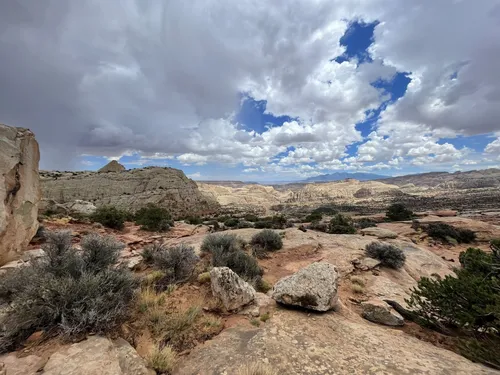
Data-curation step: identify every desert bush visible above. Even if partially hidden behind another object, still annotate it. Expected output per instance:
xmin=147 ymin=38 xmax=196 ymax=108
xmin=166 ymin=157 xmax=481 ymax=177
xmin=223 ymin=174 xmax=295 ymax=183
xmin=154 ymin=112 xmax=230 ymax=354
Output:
xmin=250 ymin=230 xmax=283 ymax=253
xmin=244 ymin=214 xmax=259 ymax=222
xmin=424 ymin=223 xmax=476 ymax=244
xmin=386 ymin=203 xmax=413 ymax=221
xmin=197 ymin=272 xmax=211 ymax=284
xmin=254 ymin=220 xmax=273 ymax=229
xmin=224 ymin=217 xmax=240 ymax=228
xmin=0 ymin=231 xmax=137 ymax=352
xmin=350 ymin=275 xmax=365 ymax=287
xmin=211 ymin=246 xmax=263 ymax=281
xmin=151 ymin=244 xmax=199 ymax=285
xmin=90 ymin=206 xmax=128 ymax=230
xmin=351 ymin=284 xmax=364 ymax=294
xmin=237 ymin=220 xmax=254 ymax=229
xmin=200 ymin=233 xmax=245 ymax=254
xmin=135 ymin=204 xmax=173 ymax=232
xmin=308 ymin=221 xmax=328 ymax=232
xmin=312 ymin=206 xmax=338 ymax=215
xmin=147 ymin=345 xmax=178 ymax=374
xmin=365 ymin=242 xmax=406 ymax=269
xmin=329 ymin=214 xmax=356 ymax=234
xmin=305 ymin=212 xmax=323 ymax=222
xmin=185 ymin=216 xmax=203 ymax=225
xmin=491 ymin=238 xmax=500 ymax=251
xmin=355 ymin=218 xmax=377 ymax=229
xmin=142 ymin=243 xmax=165 ymax=264
xmin=407 ymin=247 xmax=500 ymax=368
xmin=256 ymin=278 xmax=272 ymax=293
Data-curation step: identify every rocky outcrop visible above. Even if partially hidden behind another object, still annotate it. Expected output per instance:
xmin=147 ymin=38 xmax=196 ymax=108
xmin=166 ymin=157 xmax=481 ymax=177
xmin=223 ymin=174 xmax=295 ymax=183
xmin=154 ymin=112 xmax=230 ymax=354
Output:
xmin=272 ymin=262 xmax=339 ymax=311
xmin=98 ymin=160 xmax=126 ymax=173
xmin=0 ymin=336 xmax=153 ymax=375
xmin=39 ymin=199 xmax=96 ymax=216
xmin=361 ymin=227 xmax=398 ymax=239
xmin=361 ymin=299 xmax=404 ymax=326
xmin=41 ymin=167 xmax=219 ymax=218
xmin=210 ymin=267 xmax=256 ymax=311
xmin=0 ymin=124 xmax=40 ymax=266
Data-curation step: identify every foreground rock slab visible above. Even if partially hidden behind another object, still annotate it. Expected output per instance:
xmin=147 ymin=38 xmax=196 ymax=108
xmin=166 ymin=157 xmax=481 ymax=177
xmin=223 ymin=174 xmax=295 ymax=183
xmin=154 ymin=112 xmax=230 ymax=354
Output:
xmin=0 ymin=124 xmax=40 ymax=265
xmin=272 ymin=262 xmax=339 ymax=311
xmin=210 ymin=267 xmax=256 ymax=311
xmin=43 ymin=336 xmax=153 ymax=375
xmin=176 ymin=309 xmax=498 ymax=375
xmin=361 ymin=299 xmax=404 ymax=326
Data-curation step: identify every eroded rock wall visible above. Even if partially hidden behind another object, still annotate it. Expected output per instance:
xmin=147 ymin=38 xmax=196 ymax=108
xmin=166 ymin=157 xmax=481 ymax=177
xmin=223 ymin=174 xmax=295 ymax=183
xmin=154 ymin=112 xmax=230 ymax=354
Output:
xmin=0 ymin=124 xmax=40 ymax=265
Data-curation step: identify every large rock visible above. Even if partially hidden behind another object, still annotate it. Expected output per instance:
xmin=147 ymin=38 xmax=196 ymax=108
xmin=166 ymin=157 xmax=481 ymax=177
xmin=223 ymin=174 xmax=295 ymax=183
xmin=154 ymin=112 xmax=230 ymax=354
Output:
xmin=361 ymin=227 xmax=398 ymax=239
xmin=42 ymin=336 xmax=152 ymax=375
xmin=272 ymin=262 xmax=339 ymax=311
xmin=361 ymin=299 xmax=404 ymax=326
xmin=41 ymin=167 xmax=218 ymax=218
xmin=0 ymin=124 xmax=40 ymax=266
xmin=64 ymin=200 xmax=97 ymax=216
xmin=210 ymin=267 xmax=256 ymax=311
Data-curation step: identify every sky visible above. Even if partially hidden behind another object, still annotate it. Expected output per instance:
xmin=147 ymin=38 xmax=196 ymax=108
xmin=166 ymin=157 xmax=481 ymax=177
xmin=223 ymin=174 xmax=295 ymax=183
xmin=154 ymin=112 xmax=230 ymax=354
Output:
xmin=1 ymin=1 xmax=499 ymax=182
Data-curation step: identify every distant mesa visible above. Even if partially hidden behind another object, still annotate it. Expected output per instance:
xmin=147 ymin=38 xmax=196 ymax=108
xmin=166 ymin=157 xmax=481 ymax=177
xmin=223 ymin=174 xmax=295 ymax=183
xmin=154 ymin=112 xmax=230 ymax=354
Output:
xmin=98 ymin=160 xmax=125 ymax=173
xmin=302 ymin=172 xmax=390 ymax=182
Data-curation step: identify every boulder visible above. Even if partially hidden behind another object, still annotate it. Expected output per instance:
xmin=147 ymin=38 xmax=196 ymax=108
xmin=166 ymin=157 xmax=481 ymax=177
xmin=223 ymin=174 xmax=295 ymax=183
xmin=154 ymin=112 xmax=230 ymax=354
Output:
xmin=361 ymin=299 xmax=404 ymax=326
xmin=210 ymin=267 xmax=256 ymax=311
xmin=42 ymin=336 xmax=153 ymax=375
xmin=0 ymin=124 xmax=41 ymax=266
xmin=272 ymin=262 xmax=339 ymax=312
xmin=64 ymin=200 xmax=97 ymax=216
xmin=39 ymin=199 xmax=68 ymax=215
xmin=361 ymin=227 xmax=398 ymax=239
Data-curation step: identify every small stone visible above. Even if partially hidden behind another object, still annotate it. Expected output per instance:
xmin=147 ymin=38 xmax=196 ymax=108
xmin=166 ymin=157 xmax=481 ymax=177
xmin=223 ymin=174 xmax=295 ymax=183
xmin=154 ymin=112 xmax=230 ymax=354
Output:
xmin=360 ymin=227 xmax=398 ymax=239
xmin=361 ymin=299 xmax=404 ymax=326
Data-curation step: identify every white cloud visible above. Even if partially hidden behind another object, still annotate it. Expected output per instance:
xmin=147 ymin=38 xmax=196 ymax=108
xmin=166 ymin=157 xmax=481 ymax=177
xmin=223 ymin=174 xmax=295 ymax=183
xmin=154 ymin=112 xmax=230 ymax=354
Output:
xmin=187 ymin=172 xmax=202 ymax=179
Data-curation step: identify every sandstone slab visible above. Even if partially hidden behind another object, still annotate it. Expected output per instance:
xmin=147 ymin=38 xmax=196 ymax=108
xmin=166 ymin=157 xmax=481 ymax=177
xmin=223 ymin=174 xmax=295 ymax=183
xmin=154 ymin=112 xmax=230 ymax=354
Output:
xmin=272 ymin=262 xmax=339 ymax=311
xmin=210 ymin=267 xmax=256 ymax=311
xmin=361 ymin=299 xmax=404 ymax=326
xmin=361 ymin=227 xmax=398 ymax=239
xmin=0 ymin=124 xmax=40 ymax=265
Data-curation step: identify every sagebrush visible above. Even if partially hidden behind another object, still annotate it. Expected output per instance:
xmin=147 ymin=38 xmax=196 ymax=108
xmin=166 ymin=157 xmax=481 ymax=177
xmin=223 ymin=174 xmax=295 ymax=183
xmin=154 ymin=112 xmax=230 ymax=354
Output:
xmin=151 ymin=244 xmax=199 ymax=286
xmin=90 ymin=206 xmax=128 ymax=230
xmin=0 ymin=231 xmax=137 ymax=352
xmin=250 ymin=229 xmax=283 ymax=257
xmin=329 ymin=214 xmax=356 ymax=234
xmin=365 ymin=242 xmax=406 ymax=269
xmin=386 ymin=203 xmax=413 ymax=221
xmin=135 ymin=204 xmax=173 ymax=232
xmin=424 ymin=223 xmax=476 ymax=244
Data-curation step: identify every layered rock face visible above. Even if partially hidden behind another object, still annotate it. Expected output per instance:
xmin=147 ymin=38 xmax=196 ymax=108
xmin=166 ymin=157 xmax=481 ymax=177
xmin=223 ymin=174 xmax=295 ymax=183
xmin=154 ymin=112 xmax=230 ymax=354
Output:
xmin=0 ymin=124 xmax=40 ymax=265
xmin=41 ymin=167 xmax=218 ymax=218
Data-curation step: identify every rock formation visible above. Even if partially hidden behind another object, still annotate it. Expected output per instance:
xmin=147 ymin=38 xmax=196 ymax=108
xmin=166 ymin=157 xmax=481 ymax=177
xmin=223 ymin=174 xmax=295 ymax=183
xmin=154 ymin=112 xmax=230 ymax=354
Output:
xmin=98 ymin=160 xmax=126 ymax=173
xmin=41 ymin=167 xmax=219 ymax=218
xmin=210 ymin=267 xmax=256 ymax=311
xmin=0 ymin=124 xmax=40 ymax=265
xmin=272 ymin=262 xmax=339 ymax=311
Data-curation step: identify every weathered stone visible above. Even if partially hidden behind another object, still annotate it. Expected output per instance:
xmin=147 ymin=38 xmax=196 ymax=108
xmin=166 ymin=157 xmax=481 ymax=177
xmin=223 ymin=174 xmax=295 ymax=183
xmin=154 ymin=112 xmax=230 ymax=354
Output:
xmin=428 ymin=210 xmax=458 ymax=217
xmin=210 ymin=267 xmax=256 ymax=311
xmin=41 ymin=167 xmax=218 ymax=218
xmin=352 ymin=257 xmax=381 ymax=271
xmin=361 ymin=227 xmax=398 ymax=239
xmin=0 ymin=124 xmax=41 ymax=266
xmin=240 ymin=292 xmax=274 ymax=317
xmin=98 ymin=160 xmax=126 ymax=173
xmin=0 ymin=353 xmax=43 ymax=375
xmin=39 ymin=199 xmax=68 ymax=215
xmin=272 ymin=262 xmax=339 ymax=312
xmin=20 ymin=248 xmax=45 ymax=261
xmin=361 ymin=299 xmax=404 ymax=326
xmin=42 ymin=336 xmax=152 ymax=375
xmin=64 ymin=200 xmax=97 ymax=216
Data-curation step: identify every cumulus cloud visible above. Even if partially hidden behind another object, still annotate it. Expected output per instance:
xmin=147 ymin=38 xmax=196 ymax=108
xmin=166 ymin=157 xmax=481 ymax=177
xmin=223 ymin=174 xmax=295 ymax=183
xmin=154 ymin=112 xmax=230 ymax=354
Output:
xmin=0 ymin=0 xmax=498 ymax=175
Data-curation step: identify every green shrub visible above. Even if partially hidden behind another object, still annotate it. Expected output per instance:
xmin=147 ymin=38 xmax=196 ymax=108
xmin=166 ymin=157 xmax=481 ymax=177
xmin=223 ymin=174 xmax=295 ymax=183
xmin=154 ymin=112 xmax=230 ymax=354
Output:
xmin=200 ymin=233 xmax=245 ymax=254
xmin=491 ymin=238 xmax=500 ymax=250
xmin=254 ymin=221 xmax=273 ymax=229
xmin=312 ymin=206 xmax=338 ymax=215
xmin=0 ymin=231 xmax=137 ymax=352
xmin=142 ymin=243 xmax=165 ymax=264
xmin=329 ymin=214 xmax=356 ymax=234
xmin=135 ymin=204 xmax=173 ymax=232
xmin=305 ymin=212 xmax=323 ymax=222
xmin=308 ymin=221 xmax=328 ymax=232
xmin=186 ymin=216 xmax=203 ymax=225
xmin=355 ymin=218 xmax=377 ymax=229
xmin=424 ymin=223 xmax=476 ymax=244
xmin=244 ymin=214 xmax=259 ymax=222
xmin=224 ymin=218 xmax=239 ymax=228
xmin=147 ymin=345 xmax=177 ymax=374
xmin=250 ymin=230 xmax=283 ymax=252
xmin=365 ymin=242 xmax=406 ymax=269
xmin=386 ymin=203 xmax=413 ymax=221
xmin=151 ymin=244 xmax=199 ymax=285
xmin=211 ymin=246 xmax=262 ymax=281
xmin=90 ymin=206 xmax=128 ymax=230
xmin=407 ymin=247 xmax=500 ymax=368
xmin=237 ymin=221 xmax=254 ymax=229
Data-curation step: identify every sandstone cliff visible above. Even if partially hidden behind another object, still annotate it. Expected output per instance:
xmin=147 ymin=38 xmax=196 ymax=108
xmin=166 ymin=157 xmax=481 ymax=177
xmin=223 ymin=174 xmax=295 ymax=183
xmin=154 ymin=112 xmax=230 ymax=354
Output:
xmin=98 ymin=160 xmax=125 ymax=173
xmin=41 ymin=167 xmax=219 ymax=218
xmin=0 ymin=124 xmax=40 ymax=265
